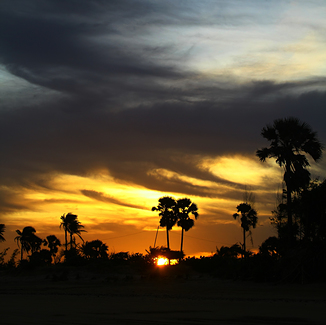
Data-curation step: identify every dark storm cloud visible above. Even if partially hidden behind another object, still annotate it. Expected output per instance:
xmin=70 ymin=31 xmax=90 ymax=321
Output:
xmin=0 ymin=0 xmax=189 ymax=105
xmin=0 ymin=0 xmax=325 ymax=214
xmin=0 ymin=0 xmax=289 ymax=104
xmin=1 ymin=89 xmax=325 ymax=197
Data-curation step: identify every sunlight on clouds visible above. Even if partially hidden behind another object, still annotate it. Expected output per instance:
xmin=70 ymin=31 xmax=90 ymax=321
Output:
xmin=282 ymin=33 xmax=326 ymax=78
xmin=148 ymin=168 xmax=219 ymax=189
xmin=201 ymin=156 xmax=279 ymax=186
xmin=6 ymin=172 xmax=160 ymax=229
xmin=4 ymin=159 xmax=280 ymax=233
xmin=148 ymin=167 xmax=240 ymax=201
xmin=227 ymin=33 xmax=326 ymax=83
xmin=2 ymin=167 xmax=278 ymax=257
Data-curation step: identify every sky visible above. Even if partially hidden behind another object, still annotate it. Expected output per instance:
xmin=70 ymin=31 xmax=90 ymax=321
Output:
xmin=1 ymin=0 xmax=326 ymax=258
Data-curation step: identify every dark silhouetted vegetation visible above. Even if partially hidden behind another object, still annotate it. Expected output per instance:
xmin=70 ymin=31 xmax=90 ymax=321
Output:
xmin=233 ymin=203 xmax=258 ymax=256
xmin=175 ymin=198 xmax=199 ymax=253
xmin=60 ymin=213 xmax=86 ymax=252
xmin=257 ymin=117 xmax=323 ymax=245
xmin=15 ymin=226 xmax=43 ymax=261
xmin=80 ymin=240 xmax=108 ymax=260
xmin=0 ymin=224 xmax=5 ymax=242
xmin=152 ymin=196 xmax=198 ymax=257
xmin=152 ymin=196 xmax=178 ymax=250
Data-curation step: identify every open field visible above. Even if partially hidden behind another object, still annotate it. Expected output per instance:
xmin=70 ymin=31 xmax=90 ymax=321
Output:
xmin=1 ymin=267 xmax=326 ymax=325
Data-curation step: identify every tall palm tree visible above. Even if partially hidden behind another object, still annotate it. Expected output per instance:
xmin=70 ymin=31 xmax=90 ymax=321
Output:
xmin=60 ymin=213 xmax=86 ymax=251
xmin=233 ymin=203 xmax=258 ymax=256
xmin=152 ymin=197 xmax=178 ymax=250
xmin=175 ymin=198 xmax=199 ymax=253
xmin=68 ymin=217 xmax=86 ymax=249
xmin=60 ymin=213 xmax=70 ymax=252
xmin=15 ymin=226 xmax=42 ymax=260
xmin=0 ymin=224 xmax=5 ymax=242
xmin=256 ymin=117 xmax=323 ymax=243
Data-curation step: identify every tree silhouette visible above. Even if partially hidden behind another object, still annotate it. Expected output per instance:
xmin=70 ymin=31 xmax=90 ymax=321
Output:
xmin=216 ymin=244 xmax=242 ymax=259
xmin=233 ymin=203 xmax=257 ymax=256
xmin=60 ymin=213 xmax=70 ymax=252
xmin=259 ymin=236 xmax=281 ymax=258
xmin=80 ymin=240 xmax=108 ymax=260
xmin=152 ymin=197 xmax=178 ymax=250
xmin=296 ymin=179 xmax=326 ymax=243
xmin=273 ymin=179 xmax=326 ymax=243
xmin=60 ymin=213 xmax=86 ymax=251
xmin=256 ymin=117 xmax=323 ymax=244
xmin=68 ymin=216 xmax=86 ymax=249
xmin=45 ymin=235 xmax=61 ymax=262
xmin=175 ymin=198 xmax=199 ymax=254
xmin=15 ymin=226 xmax=42 ymax=260
xmin=0 ymin=224 xmax=5 ymax=242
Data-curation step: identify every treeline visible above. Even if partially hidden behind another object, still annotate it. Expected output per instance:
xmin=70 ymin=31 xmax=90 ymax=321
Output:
xmin=0 ymin=215 xmax=152 ymax=270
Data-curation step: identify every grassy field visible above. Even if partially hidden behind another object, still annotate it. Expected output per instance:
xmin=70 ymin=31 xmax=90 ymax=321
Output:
xmin=1 ymin=266 xmax=326 ymax=324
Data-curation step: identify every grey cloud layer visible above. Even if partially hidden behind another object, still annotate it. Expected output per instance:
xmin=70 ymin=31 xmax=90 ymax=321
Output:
xmin=0 ymin=0 xmax=325 ymax=214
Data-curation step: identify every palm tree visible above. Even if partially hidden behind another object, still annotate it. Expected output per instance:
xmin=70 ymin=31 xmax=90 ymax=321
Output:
xmin=152 ymin=197 xmax=178 ymax=250
xmin=0 ymin=224 xmax=5 ymax=242
xmin=60 ymin=213 xmax=70 ymax=252
xmin=175 ymin=198 xmax=199 ymax=254
xmin=233 ymin=203 xmax=257 ymax=256
xmin=60 ymin=213 xmax=86 ymax=251
xmin=256 ymin=117 xmax=323 ymax=243
xmin=15 ymin=226 xmax=42 ymax=260
xmin=68 ymin=217 xmax=86 ymax=249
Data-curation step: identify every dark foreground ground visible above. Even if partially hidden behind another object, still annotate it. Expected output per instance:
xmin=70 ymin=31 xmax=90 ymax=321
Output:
xmin=1 ymin=266 xmax=326 ymax=325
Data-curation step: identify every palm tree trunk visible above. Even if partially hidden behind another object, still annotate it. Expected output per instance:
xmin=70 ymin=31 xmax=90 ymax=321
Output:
xmin=287 ymin=183 xmax=293 ymax=240
xmin=180 ymin=228 xmax=184 ymax=253
xmin=166 ymin=226 xmax=170 ymax=249
xmin=70 ymin=232 xmax=73 ymax=250
xmin=243 ymin=227 xmax=246 ymax=258
xmin=64 ymin=229 xmax=68 ymax=252
xmin=286 ymin=162 xmax=293 ymax=245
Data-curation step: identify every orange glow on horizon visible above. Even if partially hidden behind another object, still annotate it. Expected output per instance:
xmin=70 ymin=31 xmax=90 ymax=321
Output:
xmin=0 ymin=154 xmax=280 ymax=258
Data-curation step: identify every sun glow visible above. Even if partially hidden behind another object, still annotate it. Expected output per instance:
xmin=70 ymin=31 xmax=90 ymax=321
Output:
xmin=156 ymin=257 xmax=169 ymax=266
xmin=155 ymin=256 xmax=178 ymax=266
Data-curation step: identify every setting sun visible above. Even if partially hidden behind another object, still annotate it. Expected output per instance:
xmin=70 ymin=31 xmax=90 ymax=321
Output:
xmin=156 ymin=257 xmax=169 ymax=266
xmin=155 ymin=257 xmax=178 ymax=266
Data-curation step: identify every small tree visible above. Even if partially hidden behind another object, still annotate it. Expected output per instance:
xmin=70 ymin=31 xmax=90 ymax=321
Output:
xmin=45 ymin=235 xmax=61 ymax=262
xmin=80 ymin=240 xmax=108 ymax=260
